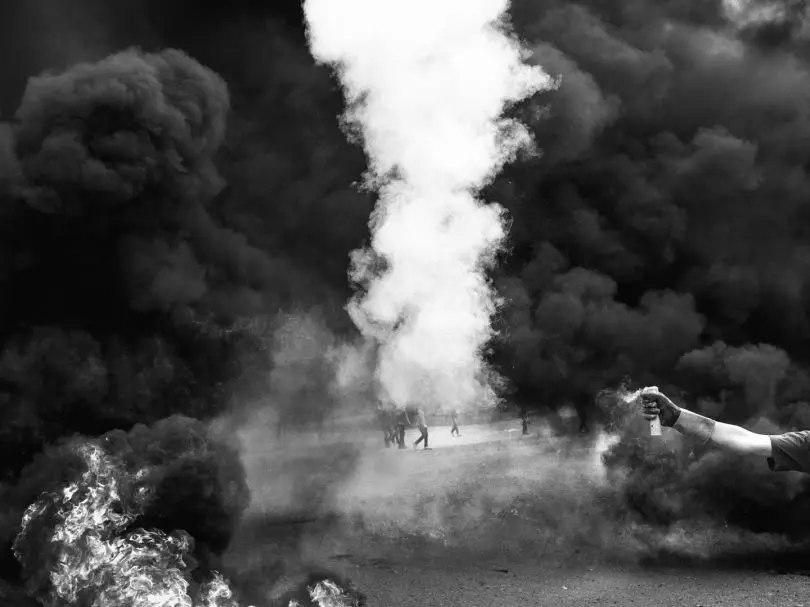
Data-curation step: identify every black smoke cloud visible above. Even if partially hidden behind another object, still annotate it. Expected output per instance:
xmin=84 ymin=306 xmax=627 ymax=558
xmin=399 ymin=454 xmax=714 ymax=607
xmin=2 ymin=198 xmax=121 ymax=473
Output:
xmin=488 ymin=0 xmax=810 ymax=555
xmin=0 ymin=5 xmax=375 ymax=599
xmin=0 ymin=47 xmax=257 ymax=481
xmin=494 ymin=0 xmax=810 ymax=410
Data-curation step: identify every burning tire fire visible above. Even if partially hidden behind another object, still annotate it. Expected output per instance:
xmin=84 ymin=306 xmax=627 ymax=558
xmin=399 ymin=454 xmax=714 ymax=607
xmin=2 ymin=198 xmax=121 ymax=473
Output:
xmin=11 ymin=440 xmax=364 ymax=607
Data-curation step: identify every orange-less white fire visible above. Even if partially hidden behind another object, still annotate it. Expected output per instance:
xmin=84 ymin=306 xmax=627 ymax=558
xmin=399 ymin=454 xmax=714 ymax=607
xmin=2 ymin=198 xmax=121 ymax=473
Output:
xmin=290 ymin=579 xmax=355 ymax=607
xmin=12 ymin=442 xmax=356 ymax=607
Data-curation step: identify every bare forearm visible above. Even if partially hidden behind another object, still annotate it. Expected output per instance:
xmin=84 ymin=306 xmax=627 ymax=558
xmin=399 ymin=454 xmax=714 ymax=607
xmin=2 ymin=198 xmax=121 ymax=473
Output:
xmin=673 ymin=409 xmax=772 ymax=457
xmin=709 ymin=422 xmax=772 ymax=456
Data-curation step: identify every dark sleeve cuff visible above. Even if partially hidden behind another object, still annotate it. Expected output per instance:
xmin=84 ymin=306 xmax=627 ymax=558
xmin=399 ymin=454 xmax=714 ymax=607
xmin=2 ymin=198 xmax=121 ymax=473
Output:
xmin=768 ymin=432 xmax=810 ymax=473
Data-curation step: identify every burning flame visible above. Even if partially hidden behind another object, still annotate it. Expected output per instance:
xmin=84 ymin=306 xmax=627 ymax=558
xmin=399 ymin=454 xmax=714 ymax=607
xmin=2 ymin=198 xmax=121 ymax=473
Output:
xmin=12 ymin=442 xmax=358 ymax=607
xmin=290 ymin=580 xmax=355 ymax=607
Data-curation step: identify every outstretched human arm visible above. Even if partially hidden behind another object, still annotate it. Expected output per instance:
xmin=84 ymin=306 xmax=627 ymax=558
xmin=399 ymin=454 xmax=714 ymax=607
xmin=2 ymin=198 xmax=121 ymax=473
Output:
xmin=688 ymin=414 xmax=772 ymax=456
xmin=641 ymin=390 xmax=771 ymax=457
xmin=642 ymin=389 xmax=810 ymax=473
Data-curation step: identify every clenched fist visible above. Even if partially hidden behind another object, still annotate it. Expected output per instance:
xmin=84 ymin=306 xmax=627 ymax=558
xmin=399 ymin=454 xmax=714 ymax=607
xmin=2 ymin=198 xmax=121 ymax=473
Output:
xmin=641 ymin=389 xmax=681 ymax=428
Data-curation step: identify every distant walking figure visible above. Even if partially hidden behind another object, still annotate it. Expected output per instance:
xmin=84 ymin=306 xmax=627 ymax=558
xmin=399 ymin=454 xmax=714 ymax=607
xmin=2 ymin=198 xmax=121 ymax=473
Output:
xmin=413 ymin=408 xmax=429 ymax=449
xmin=379 ymin=410 xmax=397 ymax=448
xmin=396 ymin=409 xmax=409 ymax=449
xmin=450 ymin=408 xmax=460 ymax=436
xmin=521 ymin=405 xmax=530 ymax=435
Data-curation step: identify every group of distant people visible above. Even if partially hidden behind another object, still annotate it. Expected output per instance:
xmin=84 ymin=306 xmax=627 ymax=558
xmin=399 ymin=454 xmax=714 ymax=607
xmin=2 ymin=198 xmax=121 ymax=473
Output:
xmin=381 ymin=407 xmax=461 ymax=450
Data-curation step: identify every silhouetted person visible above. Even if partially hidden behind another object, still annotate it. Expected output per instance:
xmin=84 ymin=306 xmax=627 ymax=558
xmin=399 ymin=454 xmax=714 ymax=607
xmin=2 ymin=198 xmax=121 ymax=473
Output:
xmin=579 ymin=417 xmax=589 ymax=434
xmin=396 ymin=409 xmax=409 ymax=449
xmin=413 ymin=408 xmax=429 ymax=449
xmin=521 ymin=405 xmax=530 ymax=435
xmin=450 ymin=408 xmax=460 ymax=436
xmin=576 ymin=396 xmax=589 ymax=434
xmin=380 ymin=411 xmax=396 ymax=448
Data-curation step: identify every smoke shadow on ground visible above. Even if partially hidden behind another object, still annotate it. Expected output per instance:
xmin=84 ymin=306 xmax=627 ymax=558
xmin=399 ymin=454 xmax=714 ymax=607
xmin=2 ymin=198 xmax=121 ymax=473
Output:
xmin=639 ymin=543 xmax=810 ymax=574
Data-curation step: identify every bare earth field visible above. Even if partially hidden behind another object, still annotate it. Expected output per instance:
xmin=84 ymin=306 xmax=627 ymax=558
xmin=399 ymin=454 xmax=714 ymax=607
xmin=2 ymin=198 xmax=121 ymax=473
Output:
xmin=335 ymin=558 xmax=809 ymax=607
xmin=227 ymin=419 xmax=810 ymax=606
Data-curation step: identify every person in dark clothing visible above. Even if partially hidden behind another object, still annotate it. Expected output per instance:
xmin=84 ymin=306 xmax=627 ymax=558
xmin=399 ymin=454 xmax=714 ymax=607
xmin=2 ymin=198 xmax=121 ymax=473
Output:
xmin=641 ymin=388 xmax=810 ymax=474
xmin=577 ymin=398 xmax=589 ymax=434
xmin=520 ymin=405 xmax=530 ymax=435
xmin=450 ymin=408 xmax=460 ymax=436
xmin=395 ymin=409 xmax=409 ymax=449
xmin=379 ymin=410 xmax=397 ymax=448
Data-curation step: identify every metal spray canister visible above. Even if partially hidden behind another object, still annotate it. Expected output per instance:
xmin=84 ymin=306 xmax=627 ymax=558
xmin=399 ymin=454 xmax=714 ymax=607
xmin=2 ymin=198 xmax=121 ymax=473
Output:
xmin=640 ymin=386 xmax=661 ymax=436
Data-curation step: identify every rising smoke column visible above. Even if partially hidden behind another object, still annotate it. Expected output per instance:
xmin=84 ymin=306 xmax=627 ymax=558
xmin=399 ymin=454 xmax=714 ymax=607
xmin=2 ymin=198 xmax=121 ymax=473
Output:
xmin=303 ymin=0 xmax=553 ymax=412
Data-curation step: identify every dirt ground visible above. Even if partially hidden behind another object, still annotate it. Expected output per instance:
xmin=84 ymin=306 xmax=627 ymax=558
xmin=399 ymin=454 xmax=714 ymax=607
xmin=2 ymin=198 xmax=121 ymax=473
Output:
xmin=228 ymin=419 xmax=810 ymax=606
xmin=332 ymin=558 xmax=809 ymax=607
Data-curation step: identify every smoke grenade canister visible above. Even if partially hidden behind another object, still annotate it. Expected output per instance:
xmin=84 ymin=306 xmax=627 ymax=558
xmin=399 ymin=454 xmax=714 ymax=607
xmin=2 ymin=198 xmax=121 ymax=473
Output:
xmin=648 ymin=413 xmax=662 ymax=436
xmin=640 ymin=386 xmax=661 ymax=436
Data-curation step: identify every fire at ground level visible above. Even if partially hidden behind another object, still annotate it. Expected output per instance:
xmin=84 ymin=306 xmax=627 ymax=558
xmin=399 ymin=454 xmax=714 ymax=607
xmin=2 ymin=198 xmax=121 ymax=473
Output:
xmin=225 ymin=418 xmax=810 ymax=606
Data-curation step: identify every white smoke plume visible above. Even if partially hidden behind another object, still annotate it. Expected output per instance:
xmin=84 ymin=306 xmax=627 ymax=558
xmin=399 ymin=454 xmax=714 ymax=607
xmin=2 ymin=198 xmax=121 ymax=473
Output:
xmin=303 ymin=0 xmax=554 ymax=413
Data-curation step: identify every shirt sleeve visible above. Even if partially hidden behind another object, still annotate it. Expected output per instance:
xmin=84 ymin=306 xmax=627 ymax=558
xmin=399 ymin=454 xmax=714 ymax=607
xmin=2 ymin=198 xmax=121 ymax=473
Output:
xmin=768 ymin=431 xmax=810 ymax=473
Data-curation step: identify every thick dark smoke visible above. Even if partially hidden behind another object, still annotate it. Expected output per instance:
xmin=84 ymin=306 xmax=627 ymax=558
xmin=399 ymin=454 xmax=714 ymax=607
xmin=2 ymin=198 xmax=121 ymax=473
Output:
xmin=495 ymin=0 xmax=810 ymax=556
xmin=5 ymin=0 xmax=810 ymax=599
xmin=0 ymin=4 xmax=372 ymax=600
xmin=0 ymin=46 xmax=261 ymax=482
xmin=0 ymin=34 xmax=362 ymax=601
